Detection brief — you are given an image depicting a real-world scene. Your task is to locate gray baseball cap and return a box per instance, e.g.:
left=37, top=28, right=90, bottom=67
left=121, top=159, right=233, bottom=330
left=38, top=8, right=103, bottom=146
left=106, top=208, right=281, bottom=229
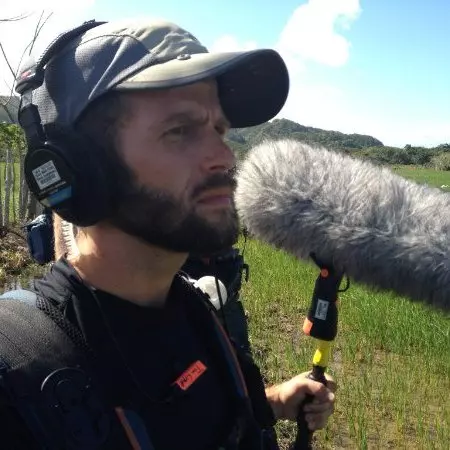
left=29, top=19, right=290, bottom=129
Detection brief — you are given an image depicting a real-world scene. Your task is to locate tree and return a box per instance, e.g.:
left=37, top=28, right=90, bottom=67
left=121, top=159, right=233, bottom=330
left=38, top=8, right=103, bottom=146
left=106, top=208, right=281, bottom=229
left=430, top=153, right=450, bottom=171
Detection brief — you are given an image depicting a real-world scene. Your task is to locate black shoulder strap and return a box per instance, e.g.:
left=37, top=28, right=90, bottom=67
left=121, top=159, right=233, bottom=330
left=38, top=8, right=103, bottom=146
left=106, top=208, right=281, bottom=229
left=0, top=292, right=89, bottom=395
left=0, top=290, right=113, bottom=449
left=0, top=286, right=275, bottom=450
left=181, top=279, right=279, bottom=450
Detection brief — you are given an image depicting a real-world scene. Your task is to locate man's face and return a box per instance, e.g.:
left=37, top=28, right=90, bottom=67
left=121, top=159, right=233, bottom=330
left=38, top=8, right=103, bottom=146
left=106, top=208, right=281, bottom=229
left=109, top=80, right=239, bottom=254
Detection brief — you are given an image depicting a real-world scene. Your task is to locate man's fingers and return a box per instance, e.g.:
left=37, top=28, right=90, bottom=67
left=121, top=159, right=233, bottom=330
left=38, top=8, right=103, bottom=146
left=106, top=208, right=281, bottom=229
left=302, top=380, right=334, bottom=402
left=305, top=402, right=335, bottom=430
left=275, top=372, right=337, bottom=421
left=306, top=414, right=329, bottom=431
left=324, top=376, right=337, bottom=393
left=304, top=393, right=335, bottom=413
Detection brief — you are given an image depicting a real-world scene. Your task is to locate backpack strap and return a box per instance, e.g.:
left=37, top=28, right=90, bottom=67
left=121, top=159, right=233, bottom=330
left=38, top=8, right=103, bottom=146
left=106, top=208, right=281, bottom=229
left=0, top=290, right=128, bottom=449
left=181, top=279, right=279, bottom=450
left=181, top=249, right=251, bottom=353
left=0, top=286, right=276, bottom=450
left=0, top=288, right=38, bottom=304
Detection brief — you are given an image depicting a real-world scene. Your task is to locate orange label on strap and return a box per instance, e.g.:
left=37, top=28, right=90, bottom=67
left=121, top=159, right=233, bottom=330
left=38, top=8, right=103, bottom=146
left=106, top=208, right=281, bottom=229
left=174, top=360, right=207, bottom=391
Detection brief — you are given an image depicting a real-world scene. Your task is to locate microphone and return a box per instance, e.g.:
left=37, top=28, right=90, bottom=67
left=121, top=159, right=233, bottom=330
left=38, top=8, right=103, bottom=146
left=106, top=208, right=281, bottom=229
left=235, top=139, right=450, bottom=311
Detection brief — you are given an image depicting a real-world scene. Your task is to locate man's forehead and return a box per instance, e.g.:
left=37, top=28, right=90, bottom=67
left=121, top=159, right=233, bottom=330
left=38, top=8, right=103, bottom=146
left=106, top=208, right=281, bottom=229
left=123, top=81, right=229, bottom=125
left=155, top=102, right=230, bottom=129
left=133, top=78, right=217, bottom=100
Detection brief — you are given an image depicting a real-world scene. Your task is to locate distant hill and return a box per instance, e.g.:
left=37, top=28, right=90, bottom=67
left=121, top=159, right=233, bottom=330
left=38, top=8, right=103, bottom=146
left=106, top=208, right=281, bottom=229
left=225, top=118, right=449, bottom=168
left=0, top=95, right=19, bottom=123
left=1, top=96, right=448, bottom=169
left=228, top=118, right=384, bottom=154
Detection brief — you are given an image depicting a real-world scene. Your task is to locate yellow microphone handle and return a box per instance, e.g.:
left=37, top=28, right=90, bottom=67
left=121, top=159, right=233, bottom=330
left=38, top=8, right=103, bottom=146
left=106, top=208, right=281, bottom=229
left=312, top=338, right=332, bottom=368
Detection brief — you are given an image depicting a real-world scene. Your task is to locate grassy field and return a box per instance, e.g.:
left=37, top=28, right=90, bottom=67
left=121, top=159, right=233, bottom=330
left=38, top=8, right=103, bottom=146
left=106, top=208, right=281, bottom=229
left=239, top=166, right=450, bottom=449
left=392, top=165, right=450, bottom=191
left=240, top=240, right=449, bottom=449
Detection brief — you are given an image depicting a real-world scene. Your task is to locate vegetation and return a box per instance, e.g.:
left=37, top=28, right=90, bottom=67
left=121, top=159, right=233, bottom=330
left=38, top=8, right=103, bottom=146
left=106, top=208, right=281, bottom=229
left=0, top=95, right=19, bottom=123
left=226, top=118, right=450, bottom=169
left=0, top=230, right=46, bottom=289
left=0, top=123, right=39, bottom=226
left=240, top=236, right=450, bottom=450
left=0, top=123, right=26, bottom=163
left=238, top=166, right=450, bottom=449
left=430, top=152, right=450, bottom=171
left=393, top=166, right=450, bottom=191
left=228, top=118, right=383, bottom=153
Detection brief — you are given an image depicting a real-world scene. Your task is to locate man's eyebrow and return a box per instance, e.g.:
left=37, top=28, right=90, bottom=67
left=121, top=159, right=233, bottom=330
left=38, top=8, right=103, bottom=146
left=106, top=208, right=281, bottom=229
left=152, top=111, right=231, bottom=130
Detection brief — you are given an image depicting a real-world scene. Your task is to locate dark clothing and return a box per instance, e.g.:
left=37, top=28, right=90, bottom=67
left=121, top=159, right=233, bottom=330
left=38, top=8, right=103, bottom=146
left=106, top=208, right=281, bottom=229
left=181, top=248, right=251, bottom=353
left=0, top=259, right=266, bottom=449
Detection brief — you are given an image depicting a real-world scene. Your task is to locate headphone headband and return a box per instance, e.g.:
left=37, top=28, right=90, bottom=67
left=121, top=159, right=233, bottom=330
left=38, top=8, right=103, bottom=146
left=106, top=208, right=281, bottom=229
left=15, top=19, right=114, bottom=227
left=15, top=20, right=106, bottom=96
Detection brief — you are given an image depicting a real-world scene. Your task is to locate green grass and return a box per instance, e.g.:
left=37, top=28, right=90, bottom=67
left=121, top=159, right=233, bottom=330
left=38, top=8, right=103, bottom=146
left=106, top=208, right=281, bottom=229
left=239, top=165, right=450, bottom=449
left=239, top=238, right=450, bottom=450
left=392, top=165, right=450, bottom=191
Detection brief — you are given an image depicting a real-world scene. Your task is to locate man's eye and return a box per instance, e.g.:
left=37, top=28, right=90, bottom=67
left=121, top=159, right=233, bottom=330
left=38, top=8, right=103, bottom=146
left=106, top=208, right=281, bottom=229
left=167, top=125, right=190, bottom=138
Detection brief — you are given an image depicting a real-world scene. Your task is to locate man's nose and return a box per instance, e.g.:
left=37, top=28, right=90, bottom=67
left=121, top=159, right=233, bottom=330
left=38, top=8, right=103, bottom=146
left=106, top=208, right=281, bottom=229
left=201, top=135, right=236, bottom=173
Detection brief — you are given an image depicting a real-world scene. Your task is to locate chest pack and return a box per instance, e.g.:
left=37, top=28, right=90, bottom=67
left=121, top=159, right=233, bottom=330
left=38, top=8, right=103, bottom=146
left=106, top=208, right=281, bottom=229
left=0, top=285, right=278, bottom=450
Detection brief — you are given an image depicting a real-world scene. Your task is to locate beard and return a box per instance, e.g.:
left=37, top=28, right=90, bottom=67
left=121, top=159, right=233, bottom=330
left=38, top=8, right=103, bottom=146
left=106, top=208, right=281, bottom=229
left=108, top=172, right=240, bottom=254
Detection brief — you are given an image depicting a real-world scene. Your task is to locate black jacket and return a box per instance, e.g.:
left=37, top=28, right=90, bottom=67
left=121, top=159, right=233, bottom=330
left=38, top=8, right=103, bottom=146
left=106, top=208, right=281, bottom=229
left=0, top=259, right=277, bottom=450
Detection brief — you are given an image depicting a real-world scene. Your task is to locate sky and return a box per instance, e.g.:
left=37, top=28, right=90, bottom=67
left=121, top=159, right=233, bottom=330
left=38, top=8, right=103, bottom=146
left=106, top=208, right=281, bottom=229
left=0, top=0, right=449, bottom=148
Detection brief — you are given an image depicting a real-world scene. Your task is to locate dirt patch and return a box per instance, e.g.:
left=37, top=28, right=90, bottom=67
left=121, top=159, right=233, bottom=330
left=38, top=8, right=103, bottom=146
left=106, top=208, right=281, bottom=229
left=0, top=227, right=47, bottom=290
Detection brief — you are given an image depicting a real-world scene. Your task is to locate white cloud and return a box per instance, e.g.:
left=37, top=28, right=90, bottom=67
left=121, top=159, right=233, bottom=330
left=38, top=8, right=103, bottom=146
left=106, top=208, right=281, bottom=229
left=209, top=35, right=258, bottom=53
left=207, top=2, right=378, bottom=143
left=275, top=1, right=366, bottom=140
left=276, top=0, right=361, bottom=70
left=273, top=1, right=449, bottom=147
left=0, top=0, right=96, bottom=95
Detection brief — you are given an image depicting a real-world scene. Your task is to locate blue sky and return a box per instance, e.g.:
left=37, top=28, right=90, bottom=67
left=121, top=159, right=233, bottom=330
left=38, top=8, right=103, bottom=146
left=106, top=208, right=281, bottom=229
left=1, top=0, right=449, bottom=147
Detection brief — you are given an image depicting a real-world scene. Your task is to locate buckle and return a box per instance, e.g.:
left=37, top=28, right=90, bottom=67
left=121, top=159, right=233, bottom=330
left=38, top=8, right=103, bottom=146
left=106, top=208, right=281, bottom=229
left=41, top=367, right=110, bottom=447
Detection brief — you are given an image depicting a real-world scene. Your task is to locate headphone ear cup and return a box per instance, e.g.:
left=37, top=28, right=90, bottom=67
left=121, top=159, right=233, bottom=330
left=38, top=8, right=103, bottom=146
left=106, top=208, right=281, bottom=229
left=24, top=127, right=115, bottom=227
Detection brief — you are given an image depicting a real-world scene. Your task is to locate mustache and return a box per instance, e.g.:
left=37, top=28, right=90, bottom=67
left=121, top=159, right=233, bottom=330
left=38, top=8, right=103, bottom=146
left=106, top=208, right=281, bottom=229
left=192, top=170, right=237, bottom=198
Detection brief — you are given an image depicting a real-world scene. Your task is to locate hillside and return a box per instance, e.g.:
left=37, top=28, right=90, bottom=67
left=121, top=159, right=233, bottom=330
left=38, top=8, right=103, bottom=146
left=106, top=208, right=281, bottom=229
left=228, top=118, right=383, bottom=153
left=1, top=98, right=449, bottom=169
left=0, top=95, right=19, bottom=123
left=226, top=118, right=450, bottom=168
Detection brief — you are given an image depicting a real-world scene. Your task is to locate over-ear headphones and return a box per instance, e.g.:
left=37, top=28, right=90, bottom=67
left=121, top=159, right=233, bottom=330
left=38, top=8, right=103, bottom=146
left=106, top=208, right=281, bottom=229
left=16, top=20, right=116, bottom=227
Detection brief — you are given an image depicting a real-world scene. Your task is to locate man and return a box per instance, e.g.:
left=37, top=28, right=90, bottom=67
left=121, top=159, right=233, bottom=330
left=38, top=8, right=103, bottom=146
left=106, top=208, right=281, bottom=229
left=1, top=19, right=335, bottom=449
left=53, top=215, right=252, bottom=352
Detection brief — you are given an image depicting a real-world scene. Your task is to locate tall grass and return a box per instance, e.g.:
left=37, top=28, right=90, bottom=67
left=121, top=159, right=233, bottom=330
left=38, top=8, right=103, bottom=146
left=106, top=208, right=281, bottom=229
left=240, top=239, right=450, bottom=449
left=392, top=166, right=450, bottom=191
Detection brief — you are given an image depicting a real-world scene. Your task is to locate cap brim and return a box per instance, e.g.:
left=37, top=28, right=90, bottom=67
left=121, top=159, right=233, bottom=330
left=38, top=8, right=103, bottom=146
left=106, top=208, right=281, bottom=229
left=115, top=49, right=289, bottom=128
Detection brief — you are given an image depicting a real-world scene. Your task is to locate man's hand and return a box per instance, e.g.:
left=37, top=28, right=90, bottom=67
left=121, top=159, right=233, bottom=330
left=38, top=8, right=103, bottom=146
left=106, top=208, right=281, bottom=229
left=265, top=372, right=336, bottom=430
